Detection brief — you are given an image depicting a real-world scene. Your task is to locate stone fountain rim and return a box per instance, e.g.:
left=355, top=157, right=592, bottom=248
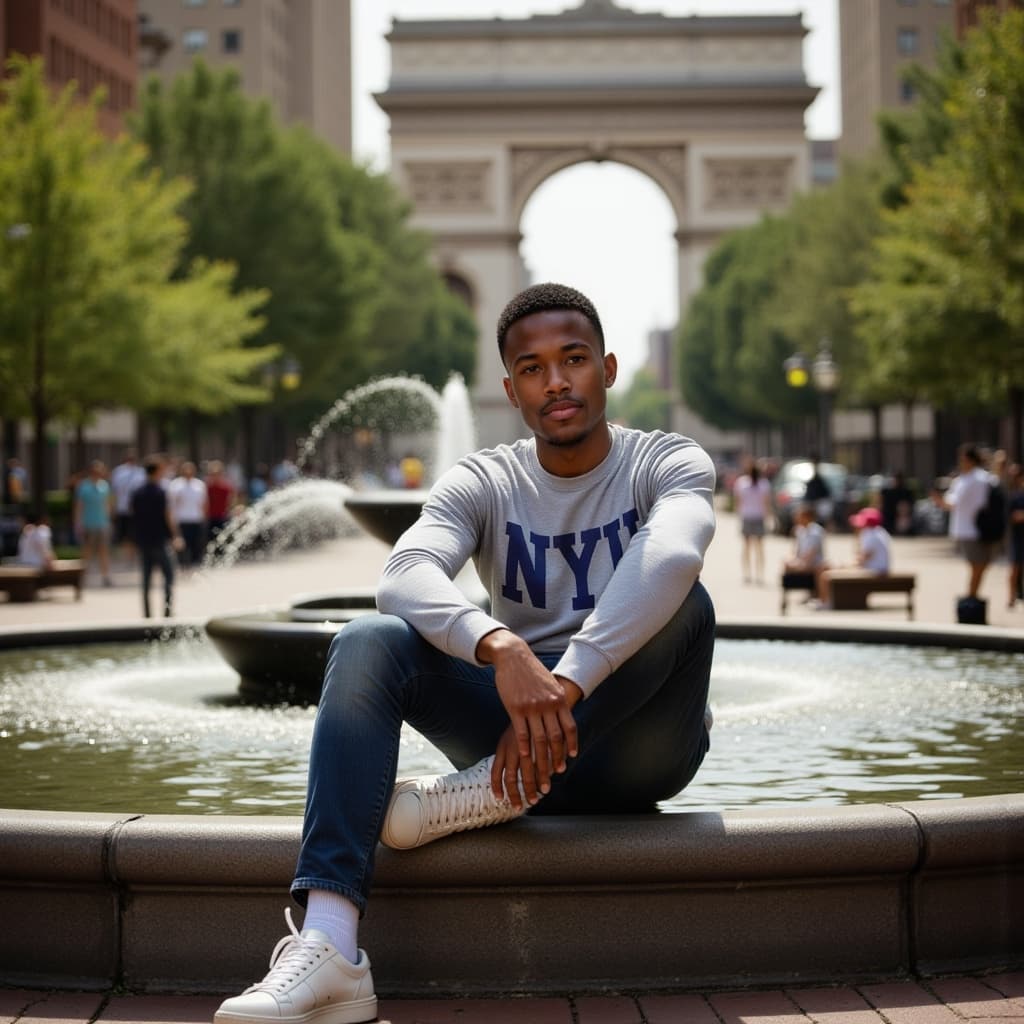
left=1, top=618, right=1021, bottom=994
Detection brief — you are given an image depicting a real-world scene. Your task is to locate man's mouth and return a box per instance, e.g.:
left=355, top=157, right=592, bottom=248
left=542, top=399, right=582, bottom=421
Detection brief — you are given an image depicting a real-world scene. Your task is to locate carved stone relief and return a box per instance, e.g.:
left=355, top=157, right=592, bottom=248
left=703, top=157, right=793, bottom=210
left=402, top=160, right=494, bottom=212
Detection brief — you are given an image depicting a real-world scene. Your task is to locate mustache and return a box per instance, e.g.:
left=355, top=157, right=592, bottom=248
left=541, top=397, right=583, bottom=415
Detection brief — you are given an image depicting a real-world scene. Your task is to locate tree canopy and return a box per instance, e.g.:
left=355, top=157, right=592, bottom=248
left=852, top=10, right=1024, bottom=430
left=130, top=62, right=477, bottom=426
left=0, top=57, right=272, bottom=511
left=675, top=10, right=1024, bottom=457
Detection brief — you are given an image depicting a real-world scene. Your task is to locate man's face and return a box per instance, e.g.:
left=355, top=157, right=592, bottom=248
left=502, top=309, right=616, bottom=460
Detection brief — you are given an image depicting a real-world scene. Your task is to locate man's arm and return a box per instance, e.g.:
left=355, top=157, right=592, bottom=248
left=377, top=462, right=577, bottom=803
left=552, top=439, right=716, bottom=699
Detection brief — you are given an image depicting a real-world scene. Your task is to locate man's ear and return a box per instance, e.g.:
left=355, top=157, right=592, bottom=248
left=502, top=376, right=518, bottom=408
left=603, top=352, right=618, bottom=389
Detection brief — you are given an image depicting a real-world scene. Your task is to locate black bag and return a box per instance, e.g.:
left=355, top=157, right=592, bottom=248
left=975, top=484, right=1007, bottom=543
left=956, top=595, right=987, bottom=625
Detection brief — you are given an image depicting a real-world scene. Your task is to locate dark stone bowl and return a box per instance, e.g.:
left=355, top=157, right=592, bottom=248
left=343, top=489, right=428, bottom=546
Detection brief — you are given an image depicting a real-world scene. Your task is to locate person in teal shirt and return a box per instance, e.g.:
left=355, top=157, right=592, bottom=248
left=74, top=460, right=114, bottom=586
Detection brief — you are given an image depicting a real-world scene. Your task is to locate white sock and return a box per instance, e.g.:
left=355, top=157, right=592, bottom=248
left=301, top=889, right=359, bottom=963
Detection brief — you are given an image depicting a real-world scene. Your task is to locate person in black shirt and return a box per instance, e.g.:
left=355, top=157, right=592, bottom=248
left=131, top=457, right=182, bottom=618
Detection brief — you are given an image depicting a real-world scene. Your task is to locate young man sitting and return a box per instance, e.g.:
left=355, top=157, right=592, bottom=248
left=817, top=506, right=891, bottom=608
left=214, top=283, right=718, bottom=1024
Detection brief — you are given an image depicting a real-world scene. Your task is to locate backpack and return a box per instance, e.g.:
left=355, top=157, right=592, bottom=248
left=975, top=483, right=1007, bottom=543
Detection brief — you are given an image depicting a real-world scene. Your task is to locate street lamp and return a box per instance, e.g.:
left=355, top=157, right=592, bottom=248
left=783, top=341, right=841, bottom=462
left=812, top=341, right=840, bottom=462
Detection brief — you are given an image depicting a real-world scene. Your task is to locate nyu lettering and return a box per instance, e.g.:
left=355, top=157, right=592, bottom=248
left=501, top=510, right=639, bottom=609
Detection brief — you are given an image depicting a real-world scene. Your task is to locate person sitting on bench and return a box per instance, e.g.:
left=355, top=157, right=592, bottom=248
left=781, top=503, right=827, bottom=606
left=817, top=506, right=891, bottom=608
left=15, top=514, right=55, bottom=571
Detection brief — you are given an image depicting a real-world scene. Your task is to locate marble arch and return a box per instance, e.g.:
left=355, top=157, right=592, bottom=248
left=376, top=0, right=818, bottom=447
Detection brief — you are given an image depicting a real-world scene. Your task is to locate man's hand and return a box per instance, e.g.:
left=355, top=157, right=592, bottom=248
left=476, top=629, right=581, bottom=807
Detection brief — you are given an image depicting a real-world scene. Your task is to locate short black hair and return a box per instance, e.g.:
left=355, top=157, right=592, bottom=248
left=496, top=282, right=604, bottom=361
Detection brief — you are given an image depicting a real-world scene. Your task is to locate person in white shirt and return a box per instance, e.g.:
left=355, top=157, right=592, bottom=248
left=784, top=503, right=826, bottom=574
left=110, top=449, right=146, bottom=560
left=943, top=444, right=997, bottom=599
left=817, top=506, right=891, bottom=606
left=732, top=459, right=772, bottom=584
left=16, top=515, right=54, bottom=570
left=167, top=461, right=208, bottom=569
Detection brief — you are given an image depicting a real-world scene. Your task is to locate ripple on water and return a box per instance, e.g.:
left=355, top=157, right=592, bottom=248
left=0, top=637, right=1021, bottom=814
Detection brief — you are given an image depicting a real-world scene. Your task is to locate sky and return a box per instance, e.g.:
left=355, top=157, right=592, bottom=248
left=350, top=0, right=841, bottom=383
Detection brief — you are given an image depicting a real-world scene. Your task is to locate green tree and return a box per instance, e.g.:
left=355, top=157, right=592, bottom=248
left=0, top=57, right=273, bottom=513
left=852, top=10, right=1024, bottom=456
left=609, top=367, right=671, bottom=432
left=771, top=158, right=896, bottom=411
left=677, top=216, right=812, bottom=432
left=131, top=64, right=477, bottom=432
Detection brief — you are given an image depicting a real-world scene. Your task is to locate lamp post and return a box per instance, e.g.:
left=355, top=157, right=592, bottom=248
left=783, top=342, right=841, bottom=461
left=812, top=342, right=840, bottom=463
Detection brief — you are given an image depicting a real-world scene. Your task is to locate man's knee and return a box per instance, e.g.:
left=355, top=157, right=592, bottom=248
left=322, top=614, right=420, bottom=697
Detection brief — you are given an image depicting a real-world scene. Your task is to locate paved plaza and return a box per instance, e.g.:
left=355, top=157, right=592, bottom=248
left=1, top=505, right=1021, bottom=1023
left=1, top=505, right=1022, bottom=631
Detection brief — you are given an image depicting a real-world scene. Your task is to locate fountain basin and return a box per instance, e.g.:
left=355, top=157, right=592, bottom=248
left=205, top=590, right=379, bottom=701
left=343, top=490, right=429, bottom=546
left=1, top=621, right=1021, bottom=994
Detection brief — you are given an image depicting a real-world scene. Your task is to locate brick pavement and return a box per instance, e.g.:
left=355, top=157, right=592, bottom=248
left=2, top=974, right=1023, bottom=1023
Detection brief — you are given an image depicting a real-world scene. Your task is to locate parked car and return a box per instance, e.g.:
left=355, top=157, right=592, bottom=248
left=771, top=459, right=850, bottom=535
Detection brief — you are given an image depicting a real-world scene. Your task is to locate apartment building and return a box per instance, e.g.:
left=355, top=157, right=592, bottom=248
left=137, top=0, right=351, bottom=153
left=838, top=0, right=955, bottom=159
left=1, top=0, right=138, bottom=136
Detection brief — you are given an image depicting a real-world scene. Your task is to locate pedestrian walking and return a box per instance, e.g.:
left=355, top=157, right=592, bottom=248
left=74, top=461, right=113, bottom=586
left=168, top=461, right=208, bottom=570
left=732, top=457, right=772, bottom=583
left=131, top=457, right=182, bottom=618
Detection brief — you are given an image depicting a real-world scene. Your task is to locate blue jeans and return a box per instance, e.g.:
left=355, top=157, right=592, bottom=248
left=293, top=581, right=715, bottom=913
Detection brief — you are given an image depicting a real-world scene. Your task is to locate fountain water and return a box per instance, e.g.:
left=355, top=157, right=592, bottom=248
left=204, top=372, right=483, bottom=696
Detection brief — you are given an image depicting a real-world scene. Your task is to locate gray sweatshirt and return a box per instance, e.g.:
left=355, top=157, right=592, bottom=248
left=376, top=424, right=716, bottom=699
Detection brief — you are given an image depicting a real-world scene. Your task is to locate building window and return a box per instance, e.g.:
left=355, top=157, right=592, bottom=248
left=223, top=29, right=241, bottom=53
left=183, top=28, right=208, bottom=53
left=897, top=27, right=919, bottom=55
left=183, top=0, right=207, bottom=6
left=901, top=78, right=916, bottom=103
left=223, top=0, right=242, bottom=5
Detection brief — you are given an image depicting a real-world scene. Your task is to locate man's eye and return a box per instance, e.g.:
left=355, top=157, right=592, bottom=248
left=521, top=364, right=540, bottom=374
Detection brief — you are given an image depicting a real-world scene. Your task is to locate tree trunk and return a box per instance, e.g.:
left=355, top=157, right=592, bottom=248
left=2, top=419, right=20, bottom=506
left=871, top=404, right=884, bottom=472
left=73, top=423, right=87, bottom=475
left=31, top=406, right=47, bottom=520
left=1009, top=385, right=1023, bottom=464
left=903, top=402, right=914, bottom=479
left=187, top=409, right=201, bottom=465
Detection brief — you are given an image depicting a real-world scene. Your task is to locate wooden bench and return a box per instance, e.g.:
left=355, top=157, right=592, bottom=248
left=826, top=571, right=916, bottom=618
left=780, top=571, right=817, bottom=614
left=0, top=560, right=84, bottom=602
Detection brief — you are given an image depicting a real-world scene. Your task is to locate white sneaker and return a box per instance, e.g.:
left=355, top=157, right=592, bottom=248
left=381, top=755, right=526, bottom=850
left=214, top=908, right=377, bottom=1024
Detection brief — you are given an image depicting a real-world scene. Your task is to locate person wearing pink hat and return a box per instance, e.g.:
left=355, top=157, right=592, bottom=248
left=815, top=505, right=891, bottom=607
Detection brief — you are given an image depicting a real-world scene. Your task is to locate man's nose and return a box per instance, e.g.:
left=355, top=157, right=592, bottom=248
left=544, top=365, right=570, bottom=392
